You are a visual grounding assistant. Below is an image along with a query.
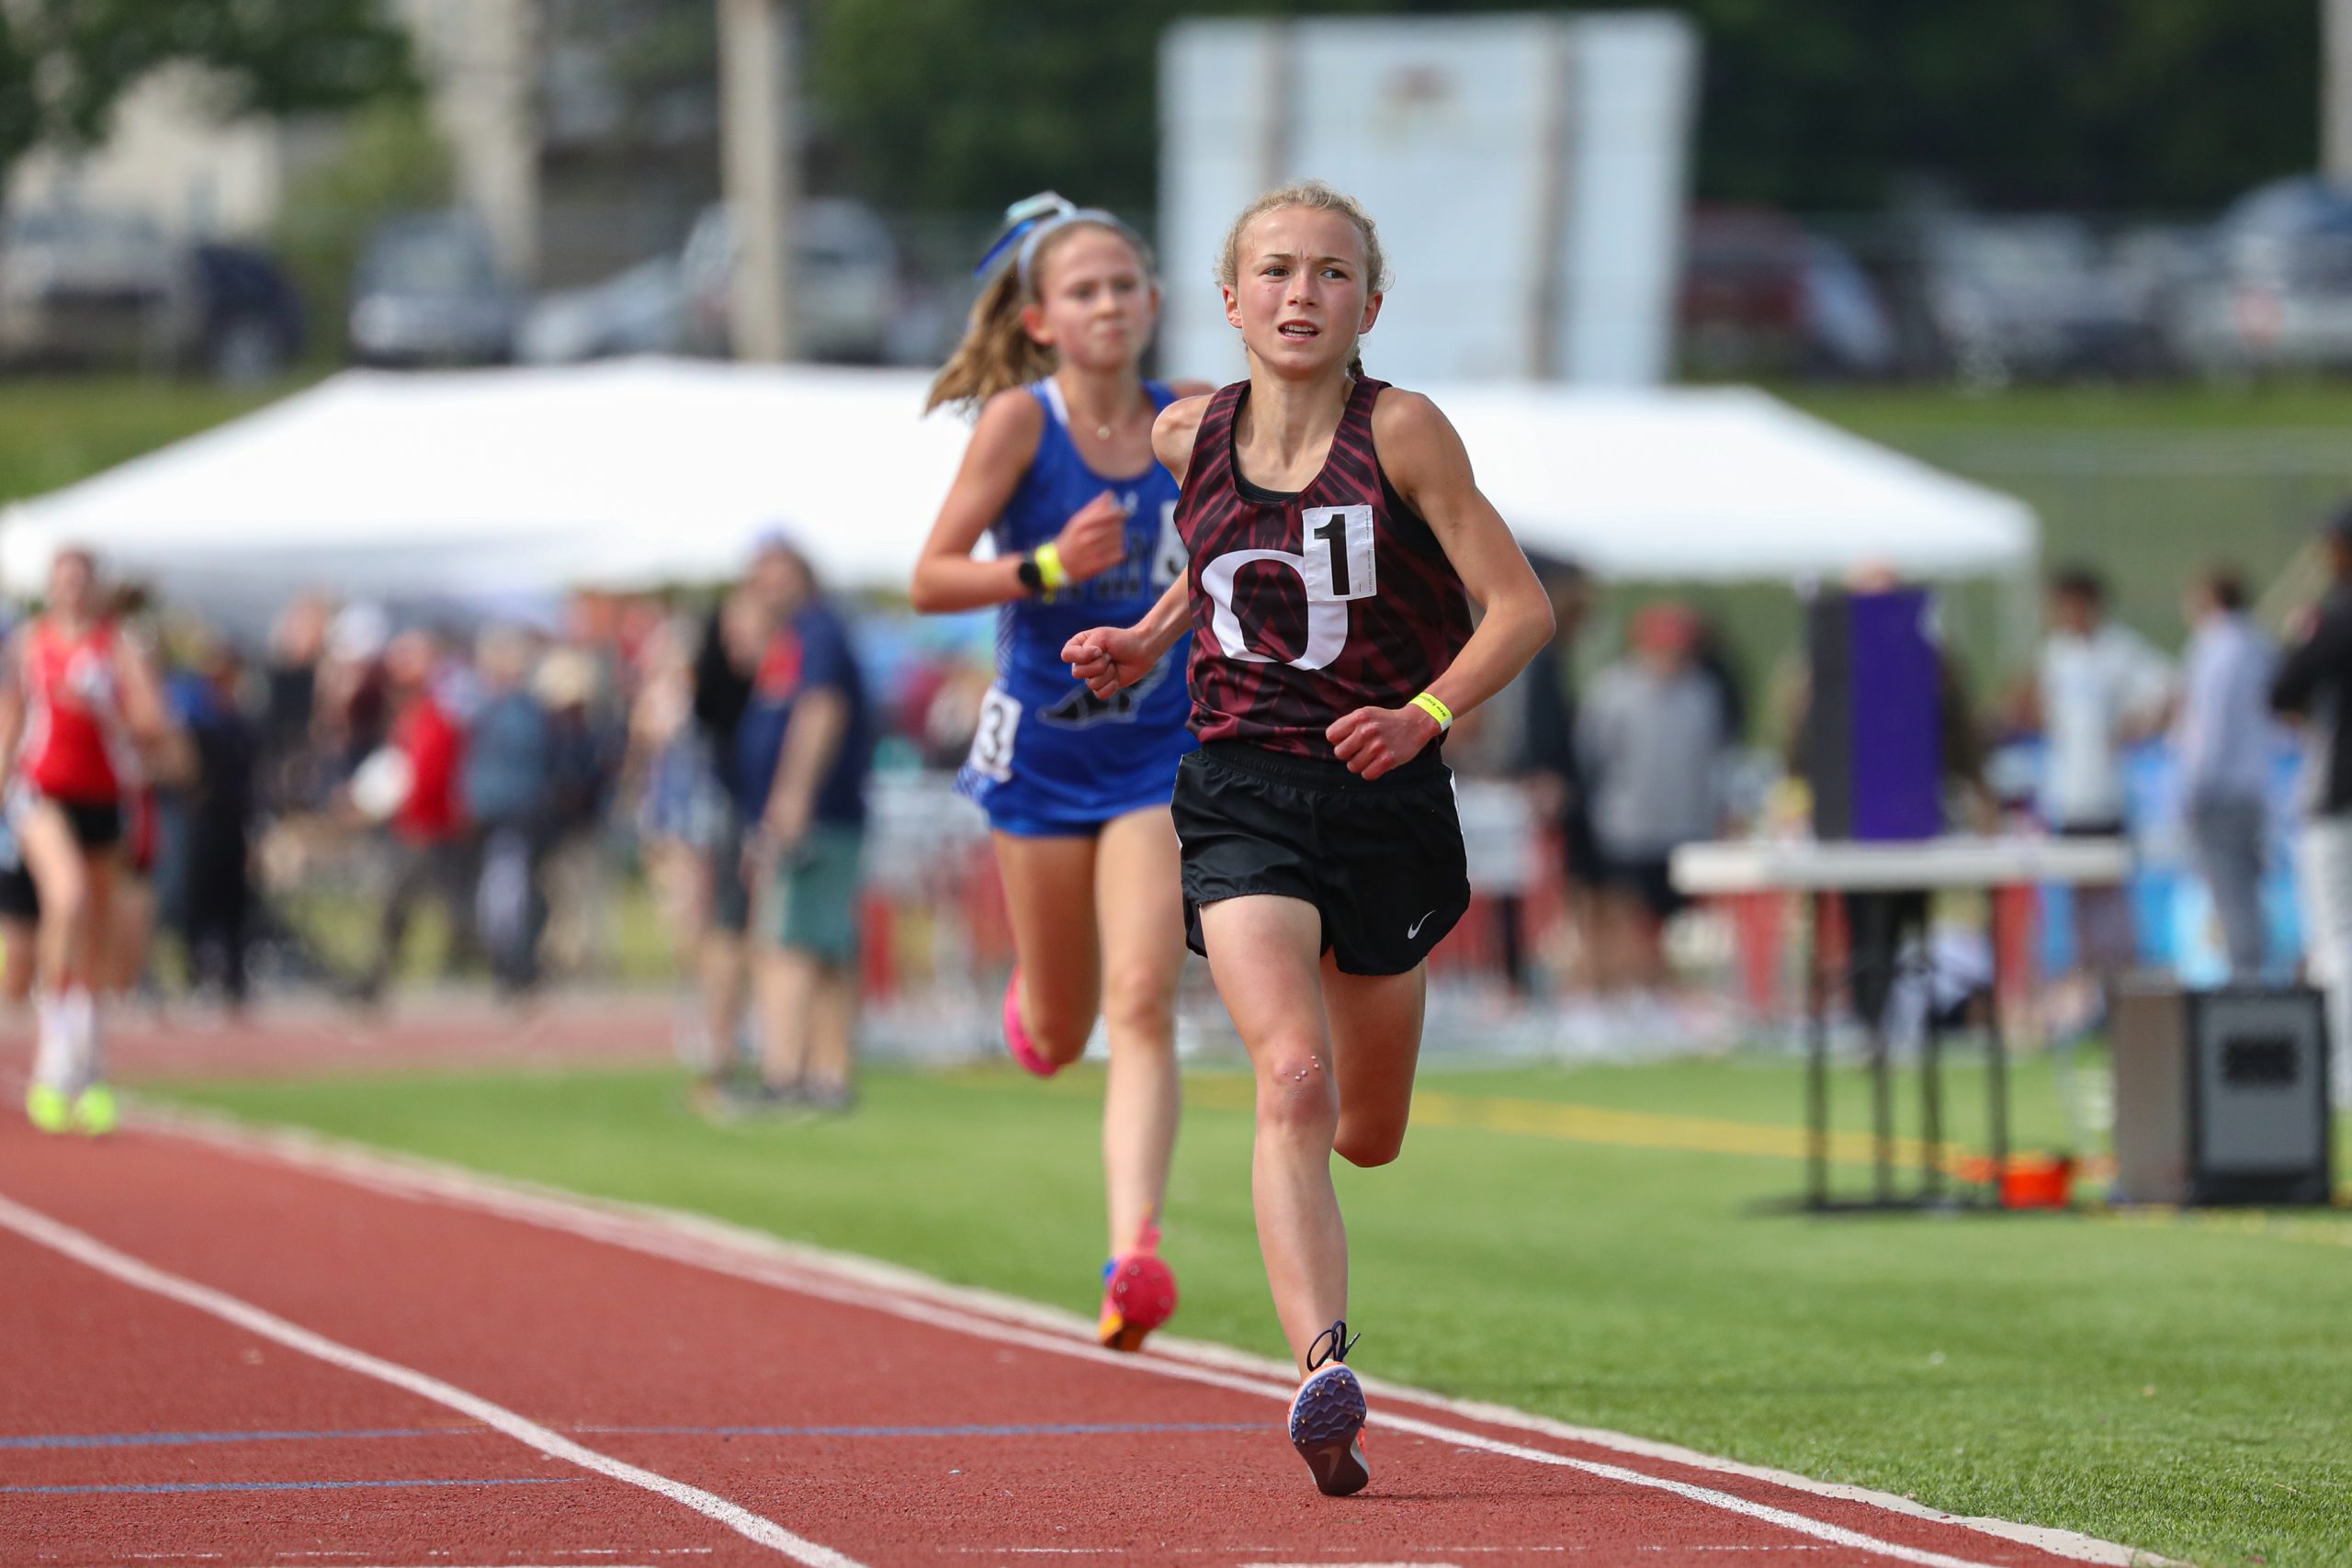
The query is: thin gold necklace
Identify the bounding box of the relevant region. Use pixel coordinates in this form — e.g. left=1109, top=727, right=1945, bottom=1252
left=1076, top=389, right=1137, bottom=443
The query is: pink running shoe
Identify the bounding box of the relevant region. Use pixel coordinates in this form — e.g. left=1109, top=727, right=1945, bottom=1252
left=1001, top=969, right=1060, bottom=1077
left=1098, top=1211, right=1178, bottom=1352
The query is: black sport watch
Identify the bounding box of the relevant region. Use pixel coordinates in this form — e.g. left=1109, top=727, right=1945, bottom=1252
left=1015, top=555, right=1046, bottom=595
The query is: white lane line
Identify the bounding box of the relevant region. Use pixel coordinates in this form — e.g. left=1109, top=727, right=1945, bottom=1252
left=1367, top=1412, right=2007, bottom=1568
left=139, top=1107, right=2176, bottom=1568
left=0, top=1193, right=863, bottom=1568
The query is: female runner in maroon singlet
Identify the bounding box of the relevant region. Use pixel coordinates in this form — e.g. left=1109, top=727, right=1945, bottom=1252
left=1064, top=183, right=1554, bottom=1496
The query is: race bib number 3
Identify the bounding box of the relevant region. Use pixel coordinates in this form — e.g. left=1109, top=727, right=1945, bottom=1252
left=968, top=687, right=1021, bottom=783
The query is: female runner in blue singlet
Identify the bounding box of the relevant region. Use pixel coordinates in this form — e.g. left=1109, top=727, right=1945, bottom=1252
left=912, top=196, right=1206, bottom=1350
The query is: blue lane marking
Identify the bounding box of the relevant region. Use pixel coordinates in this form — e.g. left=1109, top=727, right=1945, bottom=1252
left=0, top=1419, right=1262, bottom=1451
left=582, top=1421, right=1266, bottom=1439
left=0, top=1478, right=580, bottom=1496
left=0, top=1427, right=452, bottom=1450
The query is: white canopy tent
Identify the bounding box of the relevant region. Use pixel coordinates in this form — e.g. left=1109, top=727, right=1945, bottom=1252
left=0, top=360, right=2034, bottom=620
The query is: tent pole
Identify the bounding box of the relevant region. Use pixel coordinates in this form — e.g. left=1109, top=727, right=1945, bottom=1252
left=2000, top=546, right=2042, bottom=680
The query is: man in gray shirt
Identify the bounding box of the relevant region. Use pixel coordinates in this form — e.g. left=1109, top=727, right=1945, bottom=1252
left=1578, top=603, right=1731, bottom=992
left=2175, top=566, right=2276, bottom=978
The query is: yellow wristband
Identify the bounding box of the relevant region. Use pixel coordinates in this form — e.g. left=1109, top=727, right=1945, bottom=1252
left=1409, top=692, right=1453, bottom=731
left=1033, top=542, right=1070, bottom=593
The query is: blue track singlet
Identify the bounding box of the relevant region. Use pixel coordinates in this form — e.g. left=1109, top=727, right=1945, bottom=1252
left=956, top=378, right=1195, bottom=836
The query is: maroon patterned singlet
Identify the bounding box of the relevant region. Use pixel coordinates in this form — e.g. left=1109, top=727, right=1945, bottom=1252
left=1176, top=377, right=1473, bottom=760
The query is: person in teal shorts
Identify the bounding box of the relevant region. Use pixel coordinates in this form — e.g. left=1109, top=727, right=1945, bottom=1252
left=730, top=533, right=874, bottom=1115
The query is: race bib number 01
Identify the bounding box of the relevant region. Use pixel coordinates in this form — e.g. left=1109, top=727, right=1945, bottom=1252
left=1198, top=504, right=1377, bottom=672
left=968, top=686, right=1021, bottom=783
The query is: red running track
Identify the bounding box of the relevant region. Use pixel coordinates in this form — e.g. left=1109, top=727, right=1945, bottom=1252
left=0, top=1114, right=2150, bottom=1568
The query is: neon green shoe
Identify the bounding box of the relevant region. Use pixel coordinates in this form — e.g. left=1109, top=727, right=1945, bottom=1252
left=26, top=1084, right=71, bottom=1134
left=73, top=1084, right=119, bottom=1137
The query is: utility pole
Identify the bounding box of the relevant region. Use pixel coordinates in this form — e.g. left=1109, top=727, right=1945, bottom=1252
left=718, top=0, right=797, bottom=361
left=2329, top=0, right=2352, bottom=185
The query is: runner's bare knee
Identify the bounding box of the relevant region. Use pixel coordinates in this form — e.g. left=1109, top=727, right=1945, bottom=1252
left=1334, top=1115, right=1406, bottom=1168
left=1024, top=977, right=1098, bottom=1063
left=1099, top=963, right=1177, bottom=1049
left=1255, top=1042, right=1339, bottom=1142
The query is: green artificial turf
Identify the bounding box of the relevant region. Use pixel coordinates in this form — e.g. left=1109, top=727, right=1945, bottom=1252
left=155, top=1053, right=2352, bottom=1568
left=0, top=377, right=313, bottom=510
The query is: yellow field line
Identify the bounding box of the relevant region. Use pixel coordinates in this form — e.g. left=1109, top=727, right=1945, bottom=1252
left=944, top=1065, right=2352, bottom=1243
left=1178, top=1071, right=1965, bottom=1169
left=2093, top=1205, right=2352, bottom=1248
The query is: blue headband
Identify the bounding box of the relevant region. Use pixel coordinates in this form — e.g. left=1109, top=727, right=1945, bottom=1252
left=972, top=192, right=1142, bottom=293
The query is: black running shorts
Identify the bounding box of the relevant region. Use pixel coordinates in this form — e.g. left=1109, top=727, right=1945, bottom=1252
left=26, top=795, right=125, bottom=852
left=1172, top=740, right=1471, bottom=977
left=0, top=862, right=36, bottom=921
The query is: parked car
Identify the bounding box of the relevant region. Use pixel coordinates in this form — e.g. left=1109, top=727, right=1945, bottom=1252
left=516, top=254, right=685, bottom=366
left=0, top=210, right=303, bottom=379
left=680, top=198, right=899, bottom=363
left=192, top=243, right=305, bottom=382
left=2166, top=176, right=2352, bottom=375
left=518, top=197, right=905, bottom=367
left=349, top=212, right=519, bottom=367
left=1918, top=216, right=2159, bottom=385
left=0, top=207, right=200, bottom=369
left=513, top=195, right=898, bottom=364
left=1678, top=206, right=1895, bottom=378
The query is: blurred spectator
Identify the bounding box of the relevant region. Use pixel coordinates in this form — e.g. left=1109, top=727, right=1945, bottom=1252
left=0, top=619, right=37, bottom=1006
left=322, top=601, right=394, bottom=776
left=537, top=647, right=620, bottom=978
left=171, top=642, right=261, bottom=1009
left=262, top=596, right=331, bottom=812
left=0, top=807, right=34, bottom=1010
left=462, top=625, right=553, bottom=998
left=686, top=570, right=771, bottom=1080
left=919, top=662, right=993, bottom=770
left=2175, top=566, right=2276, bottom=978
left=2269, top=503, right=2352, bottom=1107
left=626, top=615, right=731, bottom=1025
left=105, top=586, right=173, bottom=1002
left=1789, top=572, right=1991, bottom=1040
left=1578, top=603, right=1733, bottom=993
left=2028, top=566, right=2170, bottom=1033
left=1690, top=611, right=1749, bottom=746
left=356, top=629, right=471, bottom=1006
left=731, top=536, right=874, bottom=1115
left=1509, top=557, right=1600, bottom=997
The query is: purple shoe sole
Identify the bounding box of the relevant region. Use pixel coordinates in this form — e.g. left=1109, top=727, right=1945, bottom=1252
left=1288, top=1364, right=1370, bottom=1496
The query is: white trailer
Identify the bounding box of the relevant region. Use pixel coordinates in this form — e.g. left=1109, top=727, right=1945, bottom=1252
left=1159, top=11, right=1698, bottom=388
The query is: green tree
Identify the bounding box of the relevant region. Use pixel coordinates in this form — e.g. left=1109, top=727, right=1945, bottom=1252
left=0, top=0, right=416, bottom=204
left=808, top=0, right=1421, bottom=215
left=808, top=0, right=2321, bottom=217
left=1678, top=0, right=2318, bottom=210
left=271, top=98, right=454, bottom=361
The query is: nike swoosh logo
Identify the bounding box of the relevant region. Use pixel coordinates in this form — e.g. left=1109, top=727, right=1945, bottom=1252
left=1406, top=909, right=1436, bottom=940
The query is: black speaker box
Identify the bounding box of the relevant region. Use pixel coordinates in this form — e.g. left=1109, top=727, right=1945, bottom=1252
left=2110, top=982, right=2334, bottom=1206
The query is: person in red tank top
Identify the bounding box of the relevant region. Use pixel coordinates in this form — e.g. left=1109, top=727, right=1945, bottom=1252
left=1065, top=183, right=1554, bottom=1497
left=0, top=548, right=181, bottom=1135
